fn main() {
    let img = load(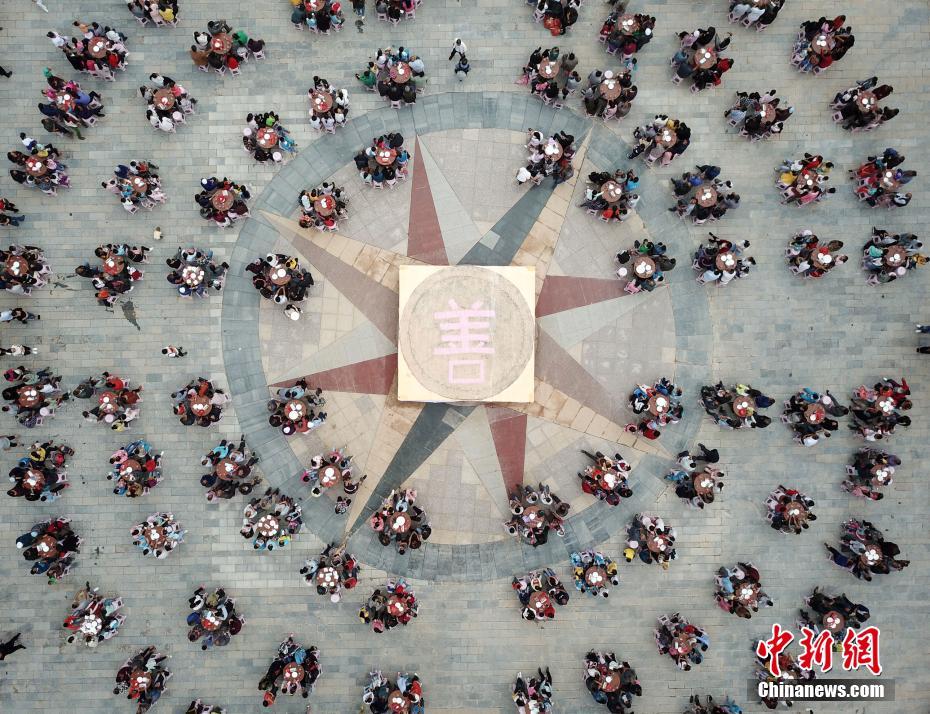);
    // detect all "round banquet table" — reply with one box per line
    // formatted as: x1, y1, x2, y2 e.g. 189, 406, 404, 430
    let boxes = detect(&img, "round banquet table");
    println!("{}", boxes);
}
182, 265, 205, 287
696, 186, 718, 207
390, 62, 412, 84
284, 399, 308, 422
314, 195, 335, 216
823, 610, 845, 632
543, 142, 563, 161
527, 590, 552, 617
810, 33, 834, 55
599, 671, 622, 692
388, 690, 410, 713
310, 91, 334, 115
804, 403, 825, 424
103, 255, 125, 275
256, 514, 280, 537
715, 251, 737, 271
210, 189, 233, 211
189, 394, 214, 417
883, 246, 906, 268
256, 127, 278, 148
537, 60, 559, 79
267, 265, 292, 286
154, 88, 176, 111
656, 128, 677, 147
647, 392, 669, 415
733, 396, 753, 417
585, 566, 607, 588
210, 33, 232, 55
315, 565, 340, 589
389, 511, 412, 534
98, 390, 120, 414
617, 14, 640, 34
25, 157, 47, 177
88, 39, 108, 59
375, 148, 397, 166
600, 180, 624, 203
22, 468, 46, 492
693, 46, 716, 69
599, 79, 622, 100
633, 255, 656, 280
319, 464, 340, 488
